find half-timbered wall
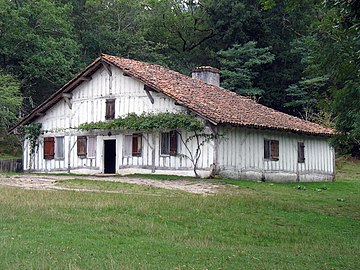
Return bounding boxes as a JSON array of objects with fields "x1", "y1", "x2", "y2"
[
  {"x1": 22, "y1": 65, "x2": 213, "y2": 176},
  {"x1": 38, "y1": 66, "x2": 186, "y2": 131},
  {"x1": 23, "y1": 129, "x2": 214, "y2": 177},
  {"x1": 22, "y1": 64, "x2": 334, "y2": 181},
  {"x1": 217, "y1": 127, "x2": 335, "y2": 182}
]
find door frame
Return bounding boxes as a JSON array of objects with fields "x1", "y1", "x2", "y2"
[{"x1": 103, "y1": 138, "x2": 117, "y2": 174}]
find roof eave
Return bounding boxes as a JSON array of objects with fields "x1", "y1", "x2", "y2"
[
  {"x1": 8, "y1": 57, "x2": 104, "y2": 134},
  {"x1": 218, "y1": 121, "x2": 334, "y2": 137}
]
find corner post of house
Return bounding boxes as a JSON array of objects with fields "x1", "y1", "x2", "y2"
[
  {"x1": 152, "y1": 134, "x2": 156, "y2": 173},
  {"x1": 67, "y1": 134, "x2": 71, "y2": 174},
  {"x1": 296, "y1": 162, "x2": 300, "y2": 182}
]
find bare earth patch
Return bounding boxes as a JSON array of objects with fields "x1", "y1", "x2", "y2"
[{"x1": 0, "y1": 174, "x2": 226, "y2": 195}]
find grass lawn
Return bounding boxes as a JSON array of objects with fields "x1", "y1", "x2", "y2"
[{"x1": 0, "y1": 161, "x2": 359, "y2": 269}]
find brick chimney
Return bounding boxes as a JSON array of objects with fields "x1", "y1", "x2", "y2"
[{"x1": 192, "y1": 66, "x2": 220, "y2": 87}]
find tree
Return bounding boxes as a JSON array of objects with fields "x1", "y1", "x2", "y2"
[
  {"x1": 142, "y1": 0, "x2": 217, "y2": 73},
  {"x1": 217, "y1": 41, "x2": 274, "y2": 98},
  {"x1": 332, "y1": 85, "x2": 360, "y2": 157},
  {"x1": 0, "y1": 0, "x2": 81, "y2": 106},
  {"x1": 284, "y1": 76, "x2": 329, "y2": 121},
  {"x1": 0, "y1": 70, "x2": 22, "y2": 134},
  {"x1": 262, "y1": 0, "x2": 360, "y2": 156},
  {"x1": 177, "y1": 131, "x2": 220, "y2": 177}
]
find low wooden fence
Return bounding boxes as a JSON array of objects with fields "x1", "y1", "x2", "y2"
[{"x1": 0, "y1": 159, "x2": 23, "y2": 172}]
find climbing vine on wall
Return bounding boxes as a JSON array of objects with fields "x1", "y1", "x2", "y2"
[
  {"x1": 21, "y1": 123, "x2": 42, "y2": 156},
  {"x1": 78, "y1": 112, "x2": 205, "y2": 132}
]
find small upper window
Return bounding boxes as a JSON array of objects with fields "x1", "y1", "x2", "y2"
[
  {"x1": 264, "y1": 139, "x2": 279, "y2": 161},
  {"x1": 160, "y1": 131, "x2": 177, "y2": 156},
  {"x1": 105, "y1": 99, "x2": 115, "y2": 120},
  {"x1": 298, "y1": 142, "x2": 305, "y2": 163}
]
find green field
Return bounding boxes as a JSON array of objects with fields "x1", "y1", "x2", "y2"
[{"x1": 0, "y1": 160, "x2": 359, "y2": 269}]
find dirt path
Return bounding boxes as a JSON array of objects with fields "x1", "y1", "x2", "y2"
[{"x1": 0, "y1": 174, "x2": 224, "y2": 195}]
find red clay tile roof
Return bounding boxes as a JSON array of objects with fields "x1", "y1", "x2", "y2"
[
  {"x1": 9, "y1": 54, "x2": 333, "y2": 136},
  {"x1": 102, "y1": 54, "x2": 333, "y2": 136}
]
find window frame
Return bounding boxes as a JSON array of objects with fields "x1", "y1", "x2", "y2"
[
  {"x1": 123, "y1": 134, "x2": 142, "y2": 157},
  {"x1": 160, "y1": 132, "x2": 170, "y2": 156},
  {"x1": 87, "y1": 136, "x2": 97, "y2": 159},
  {"x1": 160, "y1": 131, "x2": 178, "y2": 156},
  {"x1": 132, "y1": 133, "x2": 142, "y2": 157},
  {"x1": 264, "y1": 139, "x2": 279, "y2": 161},
  {"x1": 54, "y1": 136, "x2": 65, "y2": 160}
]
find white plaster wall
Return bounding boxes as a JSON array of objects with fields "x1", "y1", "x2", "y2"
[
  {"x1": 217, "y1": 127, "x2": 335, "y2": 182},
  {"x1": 24, "y1": 129, "x2": 214, "y2": 177},
  {"x1": 35, "y1": 66, "x2": 187, "y2": 133},
  {"x1": 23, "y1": 64, "x2": 334, "y2": 181},
  {"x1": 26, "y1": 64, "x2": 197, "y2": 173}
]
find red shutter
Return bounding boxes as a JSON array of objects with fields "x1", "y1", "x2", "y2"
[
  {"x1": 77, "y1": 136, "x2": 87, "y2": 157},
  {"x1": 105, "y1": 99, "x2": 115, "y2": 120},
  {"x1": 271, "y1": 140, "x2": 279, "y2": 161},
  {"x1": 298, "y1": 142, "x2": 305, "y2": 163},
  {"x1": 44, "y1": 137, "x2": 54, "y2": 160},
  {"x1": 169, "y1": 130, "x2": 177, "y2": 156},
  {"x1": 132, "y1": 134, "x2": 142, "y2": 157}
]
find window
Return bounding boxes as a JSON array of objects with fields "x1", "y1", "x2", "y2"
[
  {"x1": 87, "y1": 136, "x2": 97, "y2": 158},
  {"x1": 55, "y1": 137, "x2": 64, "y2": 159},
  {"x1": 77, "y1": 136, "x2": 87, "y2": 158},
  {"x1": 264, "y1": 139, "x2": 279, "y2": 161},
  {"x1": 77, "y1": 136, "x2": 97, "y2": 158},
  {"x1": 132, "y1": 134, "x2": 142, "y2": 157},
  {"x1": 298, "y1": 142, "x2": 305, "y2": 163},
  {"x1": 105, "y1": 99, "x2": 115, "y2": 120},
  {"x1": 124, "y1": 135, "x2": 132, "y2": 156},
  {"x1": 124, "y1": 134, "x2": 142, "y2": 157},
  {"x1": 44, "y1": 137, "x2": 54, "y2": 160},
  {"x1": 160, "y1": 131, "x2": 177, "y2": 156}
]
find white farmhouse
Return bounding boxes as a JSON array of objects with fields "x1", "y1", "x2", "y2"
[{"x1": 10, "y1": 54, "x2": 335, "y2": 182}]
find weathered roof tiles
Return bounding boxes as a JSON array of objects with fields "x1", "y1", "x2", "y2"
[
  {"x1": 102, "y1": 54, "x2": 333, "y2": 136},
  {"x1": 9, "y1": 54, "x2": 333, "y2": 136}
]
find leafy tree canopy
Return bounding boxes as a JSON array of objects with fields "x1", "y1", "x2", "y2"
[
  {"x1": 0, "y1": 70, "x2": 22, "y2": 133},
  {"x1": 217, "y1": 41, "x2": 274, "y2": 97}
]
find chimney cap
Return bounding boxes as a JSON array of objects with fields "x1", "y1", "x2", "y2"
[{"x1": 192, "y1": 66, "x2": 220, "y2": 74}]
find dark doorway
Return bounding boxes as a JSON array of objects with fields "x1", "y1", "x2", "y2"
[{"x1": 104, "y1": 140, "x2": 116, "y2": 174}]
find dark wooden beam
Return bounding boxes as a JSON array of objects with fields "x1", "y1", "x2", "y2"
[
  {"x1": 62, "y1": 93, "x2": 73, "y2": 98},
  {"x1": 79, "y1": 76, "x2": 92, "y2": 81},
  {"x1": 144, "y1": 85, "x2": 157, "y2": 92},
  {"x1": 144, "y1": 85, "x2": 154, "y2": 104},
  {"x1": 62, "y1": 93, "x2": 73, "y2": 109},
  {"x1": 101, "y1": 60, "x2": 112, "y2": 76},
  {"x1": 123, "y1": 72, "x2": 131, "y2": 77}
]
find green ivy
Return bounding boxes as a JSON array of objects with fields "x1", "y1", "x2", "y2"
[
  {"x1": 21, "y1": 123, "x2": 42, "y2": 156},
  {"x1": 78, "y1": 113, "x2": 205, "y2": 132}
]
